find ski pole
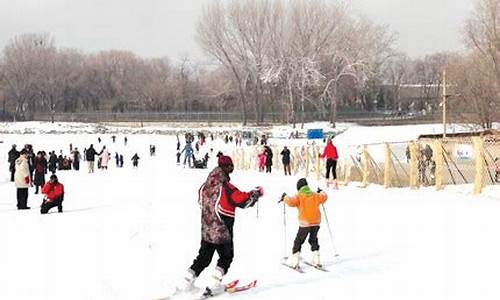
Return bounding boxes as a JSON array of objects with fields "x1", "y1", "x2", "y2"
[
  {"x1": 282, "y1": 201, "x2": 287, "y2": 258},
  {"x1": 321, "y1": 203, "x2": 339, "y2": 257},
  {"x1": 278, "y1": 193, "x2": 287, "y2": 258},
  {"x1": 256, "y1": 201, "x2": 259, "y2": 219}
]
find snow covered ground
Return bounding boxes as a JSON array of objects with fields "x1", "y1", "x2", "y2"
[{"x1": 0, "y1": 122, "x2": 499, "y2": 300}]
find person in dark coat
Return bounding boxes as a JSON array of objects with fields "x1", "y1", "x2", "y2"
[
  {"x1": 72, "y1": 148, "x2": 81, "y2": 171},
  {"x1": 264, "y1": 146, "x2": 273, "y2": 173},
  {"x1": 8, "y1": 144, "x2": 20, "y2": 182},
  {"x1": 131, "y1": 153, "x2": 140, "y2": 167},
  {"x1": 57, "y1": 153, "x2": 64, "y2": 171},
  {"x1": 176, "y1": 150, "x2": 181, "y2": 165},
  {"x1": 281, "y1": 146, "x2": 292, "y2": 176},
  {"x1": 86, "y1": 144, "x2": 97, "y2": 173},
  {"x1": 48, "y1": 151, "x2": 58, "y2": 174},
  {"x1": 33, "y1": 151, "x2": 47, "y2": 194},
  {"x1": 180, "y1": 155, "x2": 263, "y2": 294},
  {"x1": 25, "y1": 144, "x2": 35, "y2": 182},
  {"x1": 119, "y1": 154, "x2": 124, "y2": 167}
]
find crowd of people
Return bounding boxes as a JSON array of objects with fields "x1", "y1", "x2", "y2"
[{"x1": 5, "y1": 135, "x2": 142, "y2": 213}]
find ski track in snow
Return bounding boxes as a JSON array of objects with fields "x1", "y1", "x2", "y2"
[{"x1": 0, "y1": 122, "x2": 499, "y2": 300}]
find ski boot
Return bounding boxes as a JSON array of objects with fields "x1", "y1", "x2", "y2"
[
  {"x1": 175, "y1": 269, "x2": 197, "y2": 293},
  {"x1": 201, "y1": 267, "x2": 225, "y2": 297},
  {"x1": 286, "y1": 252, "x2": 300, "y2": 269},
  {"x1": 310, "y1": 250, "x2": 322, "y2": 268}
]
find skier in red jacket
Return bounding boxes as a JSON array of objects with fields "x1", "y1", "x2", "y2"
[
  {"x1": 41, "y1": 174, "x2": 65, "y2": 214},
  {"x1": 180, "y1": 155, "x2": 263, "y2": 296},
  {"x1": 320, "y1": 138, "x2": 339, "y2": 188}
]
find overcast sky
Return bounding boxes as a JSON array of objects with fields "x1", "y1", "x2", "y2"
[{"x1": 0, "y1": 0, "x2": 475, "y2": 62}]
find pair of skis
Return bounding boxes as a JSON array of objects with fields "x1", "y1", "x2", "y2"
[
  {"x1": 198, "y1": 279, "x2": 257, "y2": 299},
  {"x1": 280, "y1": 258, "x2": 329, "y2": 273},
  {"x1": 158, "y1": 279, "x2": 257, "y2": 300}
]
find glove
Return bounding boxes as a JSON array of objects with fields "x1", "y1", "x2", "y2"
[
  {"x1": 278, "y1": 192, "x2": 287, "y2": 203},
  {"x1": 245, "y1": 190, "x2": 261, "y2": 208},
  {"x1": 24, "y1": 176, "x2": 30, "y2": 184},
  {"x1": 317, "y1": 188, "x2": 323, "y2": 193},
  {"x1": 255, "y1": 186, "x2": 264, "y2": 197}
]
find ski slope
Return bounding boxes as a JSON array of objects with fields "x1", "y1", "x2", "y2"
[{"x1": 0, "y1": 123, "x2": 499, "y2": 300}]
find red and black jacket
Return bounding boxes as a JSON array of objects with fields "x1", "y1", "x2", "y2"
[
  {"x1": 42, "y1": 182, "x2": 64, "y2": 202},
  {"x1": 217, "y1": 181, "x2": 251, "y2": 218}
]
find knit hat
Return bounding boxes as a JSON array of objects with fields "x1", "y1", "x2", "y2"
[
  {"x1": 296, "y1": 178, "x2": 308, "y2": 191},
  {"x1": 218, "y1": 155, "x2": 233, "y2": 167},
  {"x1": 50, "y1": 174, "x2": 58, "y2": 182}
]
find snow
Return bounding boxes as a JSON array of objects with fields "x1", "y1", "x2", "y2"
[{"x1": 0, "y1": 122, "x2": 499, "y2": 300}]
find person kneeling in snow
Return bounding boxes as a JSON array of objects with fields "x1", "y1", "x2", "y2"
[
  {"x1": 181, "y1": 155, "x2": 264, "y2": 295},
  {"x1": 41, "y1": 174, "x2": 65, "y2": 214},
  {"x1": 283, "y1": 178, "x2": 327, "y2": 268}
]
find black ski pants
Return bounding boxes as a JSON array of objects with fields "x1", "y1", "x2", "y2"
[
  {"x1": 292, "y1": 226, "x2": 320, "y2": 254},
  {"x1": 190, "y1": 215, "x2": 235, "y2": 276},
  {"x1": 190, "y1": 240, "x2": 234, "y2": 277},
  {"x1": 325, "y1": 159, "x2": 337, "y2": 180},
  {"x1": 16, "y1": 188, "x2": 29, "y2": 209},
  {"x1": 283, "y1": 162, "x2": 291, "y2": 176},
  {"x1": 41, "y1": 197, "x2": 63, "y2": 214}
]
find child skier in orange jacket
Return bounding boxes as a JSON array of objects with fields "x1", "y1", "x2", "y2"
[{"x1": 283, "y1": 178, "x2": 328, "y2": 268}]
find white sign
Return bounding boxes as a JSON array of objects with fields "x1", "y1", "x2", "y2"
[{"x1": 455, "y1": 144, "x2": 473, "y2": 160}]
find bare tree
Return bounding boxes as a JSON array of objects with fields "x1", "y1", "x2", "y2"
[
  {"x1": 456, "y1": 0, "x2": 500, "y2": 128},
  {"x1": 196, "y1": 0, "x2": 250, "y2": 124}
]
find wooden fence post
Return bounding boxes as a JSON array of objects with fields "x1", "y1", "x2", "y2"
[
  {"x1": 232, "y1": 150, "x2": 238, "y2": 169},
  {"x1": 244, "y1": 148, "x2": 249, "y2": 171},
  {"x1": 362, "y1": 145, "x2": 369, "y2": 187},
  {"x1": 292, "y1": 147, "x2": 299, "y2": 175},
  {"x1": 305, "y1": 146, "x2": 310, "y2": 178},
  {"x1": 409, "y1": 142, "x2": 418, "y2": 189},
  {"x1": 473, "y1": 137, "x2": 485, "y2": 194},
  {"x1": 384, "y1": 143, "x2": 392, "y2": 188},
  {"x1": 316, "y1": 146, "x2": 321, "y2": 181},
  {"x1": 343, "y1": 156, "x2": 351, "y2": 186},
  {"x1": 433, "y1": 140, "x2": 444, "y2": 190}
]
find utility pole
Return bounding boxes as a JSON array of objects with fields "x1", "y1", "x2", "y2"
[{"x1": 442, "y1": 70, "x2": 447, "y2": 139}]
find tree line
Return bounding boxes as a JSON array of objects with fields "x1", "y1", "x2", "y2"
[{"x1": 0, "y1": 0, "x2": 498, "y2": 128}]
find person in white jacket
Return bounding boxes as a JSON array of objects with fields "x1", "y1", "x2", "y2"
[{"x1": 14, "y1": 149, "x2": 31, "y2": 209}]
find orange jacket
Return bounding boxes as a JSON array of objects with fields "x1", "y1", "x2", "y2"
[{"x1": 285, "y1": 186, "x2": 327, "y2": 227}]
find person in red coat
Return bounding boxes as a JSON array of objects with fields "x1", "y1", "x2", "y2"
[
  {"x1": 320, "y1": 137, "x2": 339, "y2": 188},
  {"x1": 41, "y1": 174, "x2": 65, "y2": 214},
  {"x1": 180, "y1": 155, "x2": 263, "y2": 295}
]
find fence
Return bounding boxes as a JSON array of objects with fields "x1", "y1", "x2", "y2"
[
  {"x1": 27, "y1": 111, "x2": 437, "y2": 124},
  {"x1": 231, "y1": 134, "x2": 500, "y2": 193}
]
